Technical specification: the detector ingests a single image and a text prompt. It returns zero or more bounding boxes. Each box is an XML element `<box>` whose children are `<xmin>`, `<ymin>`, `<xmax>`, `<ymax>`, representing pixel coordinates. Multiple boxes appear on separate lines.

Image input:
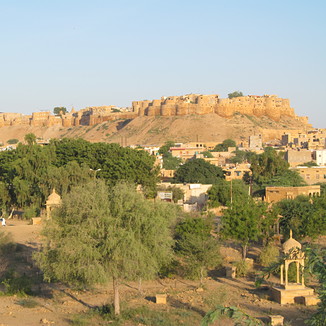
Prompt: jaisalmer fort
<box><xmin>0</xmin><ymin>93</ymin><xmax>309</xmax><ymax>128</ymax></box>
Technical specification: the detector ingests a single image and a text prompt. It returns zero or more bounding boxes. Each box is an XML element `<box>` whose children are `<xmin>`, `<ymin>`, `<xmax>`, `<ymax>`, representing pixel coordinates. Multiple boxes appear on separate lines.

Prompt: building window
<box><xmin>306</xmin><ymin>174</ymin><xmax>310</xmax><ymax>180</ymax></box>
<box><xmin>316</xmin><ymin>174</ymin><xmax>320</xmax><ymax>179</ymax></box>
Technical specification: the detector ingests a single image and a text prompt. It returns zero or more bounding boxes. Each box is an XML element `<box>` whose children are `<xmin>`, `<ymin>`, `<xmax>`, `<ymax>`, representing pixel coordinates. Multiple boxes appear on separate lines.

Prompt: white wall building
<box><xmin>315</xmin><ymin>150</ymin><xmax>326</xmax><ymax>166</ymax></box>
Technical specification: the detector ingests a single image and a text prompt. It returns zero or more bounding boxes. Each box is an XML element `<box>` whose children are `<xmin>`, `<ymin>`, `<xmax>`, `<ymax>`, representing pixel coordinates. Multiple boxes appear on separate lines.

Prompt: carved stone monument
<box><xmin>271</xmin><ymin>230</ymin><xmax>320</xmax><ymax>305</ymax></box>
<box><xmin>46</xmin><ymin>188</ymin><xmax>62</xmax><ymax>219</ymax></box>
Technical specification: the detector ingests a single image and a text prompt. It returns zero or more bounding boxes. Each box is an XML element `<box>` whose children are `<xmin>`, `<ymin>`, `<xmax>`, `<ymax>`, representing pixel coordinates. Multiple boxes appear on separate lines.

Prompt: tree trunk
<box><xmin>200</xmin><ymin>267</ymin><xmax>204</xmax><ymax>287</ymax></box>
<box><xmin>242</xmin><ymin>243</ymin><xmax>248</xmax><ymax>259</ymax></box>
<box><xmin>113</xmin><ymin>277</ymin><xmax>120</xmax><ymax>315</ymax></box>
<box><xmin>138</xmin><ymin>278</ymin><xmax>142</xmax><ymax>294</ymax></box>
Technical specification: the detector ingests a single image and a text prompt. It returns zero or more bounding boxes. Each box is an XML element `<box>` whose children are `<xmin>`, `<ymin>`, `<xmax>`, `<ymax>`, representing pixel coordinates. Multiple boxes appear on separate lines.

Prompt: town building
<box><xmin>314</xmin><ymin>150</ymin><xmax>326</xmax><ymax>166</ymax></box>
<box><xmin>291</xmin><ymin>166</ymin><xmax>326</xmax><ymax>185</ymax></box>
<box><xmin>265</xmin><ymin>185</ymin><xmax>320</xmax><ymax>203</ymax></box>
<box><xmin>285</xmin><ymin>149</ymin><xmax>313</xmax><ymax>167</ymax></box>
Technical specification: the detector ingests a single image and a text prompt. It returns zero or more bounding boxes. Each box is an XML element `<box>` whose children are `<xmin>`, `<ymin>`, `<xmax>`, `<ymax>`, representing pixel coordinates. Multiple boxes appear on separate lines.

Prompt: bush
<box><xmin>23</xmin><ymin>205</ymin><xmax>40</xmax><ymax>220</ymax></box>
<box><xmin>7</xmin><ymin>139</ymin><xmax>19</xmax><ymax>144</ymax></box>
<box><xmin>16</xmin><ymin>298</ymin><xmax>39</xmax><ymax>308</ymax></box>
<box><xmin>259</xmin><ymin>244</ymin><xmax>279</xmax><ymax>267</ymax></box>
<box><xmin>1</xmin><ymin>270</ymin><xmax>33</xmax><ymax>296</ymax></box>
<box><xmin>234</xmin><ymin>260</ymin><xmax>250</xmax><ymax>277</ymax></box>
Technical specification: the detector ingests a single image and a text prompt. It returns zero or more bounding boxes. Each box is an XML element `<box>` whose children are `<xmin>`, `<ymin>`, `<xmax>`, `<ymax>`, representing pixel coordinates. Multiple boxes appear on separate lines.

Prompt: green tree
<box><xmin>221</xmin><ymin>198</ymin><xmax>266</xmax><ymax>258</ymax></box>
<box><xmin>175</xmin><ymin>217</ymin><xmax>221</xmax><ymax>285</ymax></box>
<box><xmin>207</xmin><ymin>179</ymin><xmax>249</xmax><ymax>207</ymax></box>
<box><xmin>305</xmin><ymin>247</ymin><xmax>326</xmax><ymax>326</ymax></box>
<box><xmin>277</xmin><ymin>195</ymin><xmax>326</xmax><ymax>239</ymax></box>
<box><xmin>229</xmin><ymin>149</ymin><xmax>256</xmax><ymax>164</ymax></box>
<box><xmin>7</xmin><ymin>139</ymin><xmax>19</xmax><ymax>145</ymax></box>
<box><xmin>200</xmin><ymin>151</ymin><xmax>213</xmax><ymax>158</ymax></box>
<box><xmin>24</xmin><ymin>133</ymin><xmax>37</xmax><ymax>146</ymax></box>
<box><xmin>162</xmin><ymin>152</ymin><xmax>182</xmax><ymax>170</ymax></box>
<box><xmin>158</xmin><ymin>141</ymin><xmax>175</xmax><ymax>155</ymax></box>
<box><xmin>301</xmin><ymin>161</ymin><xmax>318</xmax><ymax>167</ymax></box>
<box><xmin>212</xmin><ymin>139</ymin><xmax>236</xmax><ymax>152</ymax></box>
<box><xmin>34</xmin><ymin>181</ymin><xmax>178</xmax><ymax>315</ymax></box>
<box><xmin>158</xmin><ymin>141</ymin><xmax>182</xmax><ymax>170</ymax></box>
<box><xmin>53</xmin><ymin>107</ymin><xmax>67</xmax><ymax>115</ymax></box>
<box><xmin>166</xmin><ymin>186</ymin><xmax>184</xmax><ymax>203</ymax></box>
<box><xmin>174</xmin><ymin>159</ymin><xmax>224</xmax><ymax>184</ymax></box>
<box><xmin>228</xmin><ymin>91</ymin><xmax>244</xmax><ymax>99</ymax></box>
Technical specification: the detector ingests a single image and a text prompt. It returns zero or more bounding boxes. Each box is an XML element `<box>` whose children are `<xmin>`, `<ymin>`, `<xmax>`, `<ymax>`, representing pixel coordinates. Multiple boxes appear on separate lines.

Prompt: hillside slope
<box><xmin>0</xmin><ymin>113</ymin><xmax>310</xmax><ymax>146</ymax></box>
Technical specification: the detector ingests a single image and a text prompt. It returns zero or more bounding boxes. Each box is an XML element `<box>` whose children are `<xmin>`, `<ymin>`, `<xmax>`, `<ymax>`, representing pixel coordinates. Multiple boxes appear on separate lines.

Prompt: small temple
<box><xmin>271</xmin><ymin>230</ymin><xmax>320</xmax><ymax>305</ymax></box>
<box><xmin>45</xmin><ymin>188</ymin><xmax>62</xmax><ymax>219</ymax></box>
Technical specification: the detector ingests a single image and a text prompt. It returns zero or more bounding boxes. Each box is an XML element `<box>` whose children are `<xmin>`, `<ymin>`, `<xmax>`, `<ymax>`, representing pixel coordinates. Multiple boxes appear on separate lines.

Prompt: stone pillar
<box><xmin>296</xmin><ymin>262</ymin><xmax>300</xmax><ymax>283</ymax></box>
<box><xmin>280</xmin><ymin>264</ymin><xmax>284</xmax><ymax>285</ymax></box>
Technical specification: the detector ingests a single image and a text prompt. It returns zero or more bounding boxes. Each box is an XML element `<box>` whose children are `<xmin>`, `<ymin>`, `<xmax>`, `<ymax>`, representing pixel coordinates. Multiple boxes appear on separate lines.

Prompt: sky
<box><xmin>0</xmin><ymin>0</ymin><xmax>325</xmax><ymax>127</ymax></box>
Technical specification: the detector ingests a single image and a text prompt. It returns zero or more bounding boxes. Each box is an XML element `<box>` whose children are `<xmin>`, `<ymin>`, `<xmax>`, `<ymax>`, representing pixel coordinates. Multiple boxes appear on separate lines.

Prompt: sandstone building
<box><xmin>265</xmin><ymin>185</ymin><xmax>320</xmax><ymax>203</ymax></box>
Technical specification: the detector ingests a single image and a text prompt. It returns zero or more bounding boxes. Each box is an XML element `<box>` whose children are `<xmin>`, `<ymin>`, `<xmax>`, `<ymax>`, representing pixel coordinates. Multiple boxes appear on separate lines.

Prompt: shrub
<box><xmin>23</xmin><ymin>205</ymin><xmax>40</xmax><ymax>220</ymax></box>
<box><xmin>2</xmin><ymin>270</ymin><xmax>33</xmax><ymax>296</ymax></box>
<box><xmin>7</xmin><ymin>139</ymin><xmax>19</xmax><ymax>144</ymax></box>
<box><xmin>259</xmin><ymin>243</ymin><xmax>279</xmax><ymax>267</ymax></box>
<box><xmin>234</xmin><ymin>259</ymin><xmax>250</xmax><ymax>277</ymax></box>
<box><xmin>16</xmin><ymin>298</ymin><xmax>39</xmax><ymax>308</ymax></box>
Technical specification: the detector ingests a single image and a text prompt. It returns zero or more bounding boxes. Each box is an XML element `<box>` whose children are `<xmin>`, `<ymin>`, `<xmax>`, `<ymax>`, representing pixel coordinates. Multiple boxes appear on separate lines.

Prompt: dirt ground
<box><xmin>0</xmin><ymin>220</ymin><xmax>320</xmax><ymax>326</ymax></box>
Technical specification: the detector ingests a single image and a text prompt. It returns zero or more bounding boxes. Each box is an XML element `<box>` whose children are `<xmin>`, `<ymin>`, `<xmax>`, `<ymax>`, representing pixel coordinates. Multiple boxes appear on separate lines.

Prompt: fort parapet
<box><xmin>0</xmin><ymin>93</ymin><xmax>308</xmax><ymax>128</ymax></box>
<box><xmin>132</xmin><ymin>94</ymin><xmax>298</xmax><ymax>122</ymax></box>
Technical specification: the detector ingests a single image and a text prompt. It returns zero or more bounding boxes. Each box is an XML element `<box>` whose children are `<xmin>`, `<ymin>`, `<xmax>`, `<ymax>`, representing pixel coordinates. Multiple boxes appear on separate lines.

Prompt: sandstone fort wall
<box><xmin>0</xmin><ymin>94</ymin><xmax>308</xmax><ymax>128</ymax></box>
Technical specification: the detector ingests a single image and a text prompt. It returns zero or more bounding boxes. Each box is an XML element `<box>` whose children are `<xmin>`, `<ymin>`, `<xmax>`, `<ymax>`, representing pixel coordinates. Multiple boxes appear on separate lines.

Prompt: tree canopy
<box><xmin>53</xmin><ymin>107</ymin><xmax>67</xmax><ymax>115</ymax></box>
<box><xmin>221</xmin><ymin>198</ymin><xmax>276</xmax><ymax>258</ymax></box>
<box><xmin>207</xmin><ymin>179</ymin><xmax>249</xmax><ymax>207</ymax></box>
<box><xmin>0</xmin><ymin>138</ymin><xmax>159</xmax><ymax>216</ymax></box>
<box><xmin>212</xmin><ymin>139</ymin><xmax>236</xmax><ymax>152</ymax></box>
<box><xmin>174</xmin><ymin>217</ymin><xmax>221</xmax><ymax>284</ymax></box>
<box><xmin>277</xmin><ymin>195</ymin><xmax>326</xmax><ymax>239</ymax></box>
<box><xmin>228</xmin><ymin>91</ymin><xmax>244</xmax><ymax>99</ymax></box>
<box><xmin>35</xmin><ymin>180</ymin><xmax>179</xmax><ymax>315</ymax></box>
<box><xmin>158</xmin><ymin>141</ymin><xmax>182</xmax><ymax>170</ymax></box>
<box><xmin>174</xmin><ymin>159</ymin><xmax>224</xmax><ymax>184</ymax></box>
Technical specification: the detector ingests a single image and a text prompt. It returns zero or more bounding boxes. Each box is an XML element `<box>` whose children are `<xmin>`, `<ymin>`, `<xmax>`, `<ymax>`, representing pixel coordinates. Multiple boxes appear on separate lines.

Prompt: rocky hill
<box><xmin>0</xmin><ymin>112</ymin><xmax>310</xmax><ymax>146</ymax></box>
<box><xmin>0</xmin><ymin>93</ymin><xmax>311</xmax><ymax>145</ymax></box>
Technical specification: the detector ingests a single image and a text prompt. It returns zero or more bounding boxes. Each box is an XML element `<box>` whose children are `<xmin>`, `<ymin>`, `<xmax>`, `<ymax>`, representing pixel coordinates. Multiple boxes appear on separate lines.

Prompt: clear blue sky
<box><xmin>1</xmin><ymin>0</ymin><xmax>325</xmax><ymax>127</ymax></box>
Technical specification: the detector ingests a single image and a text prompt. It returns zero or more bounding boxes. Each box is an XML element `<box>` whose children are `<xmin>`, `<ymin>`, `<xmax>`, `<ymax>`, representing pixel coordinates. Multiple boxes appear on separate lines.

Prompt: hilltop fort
<box><xmin>0</xmin><ymin>94</ymin><xmax>309</xmax><ymax>128</ymax></box>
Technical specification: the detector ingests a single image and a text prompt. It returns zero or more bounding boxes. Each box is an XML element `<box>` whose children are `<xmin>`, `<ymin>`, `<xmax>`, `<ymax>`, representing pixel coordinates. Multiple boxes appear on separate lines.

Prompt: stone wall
<box><xmin>0</xmin><ymin>93</ymin><xmax>308</xmax><ymax>128</ymax></box>
<box><xmin>132</xmin><ymin>94</ymin><xmax>300</xmax><ymax>122</ymax></box>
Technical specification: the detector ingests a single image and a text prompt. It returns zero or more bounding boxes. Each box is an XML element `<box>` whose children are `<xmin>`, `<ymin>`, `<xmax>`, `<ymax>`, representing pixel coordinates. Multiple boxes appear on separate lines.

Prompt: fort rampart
<box><xmin>0</xmin><ymin>94</ymin><xmax>309</xmax><ymax>128</ymax></box>
<box><xmin>132</xmin><ymin>94</ymin><xmax>302</xmax><ymax>122</ymax></box>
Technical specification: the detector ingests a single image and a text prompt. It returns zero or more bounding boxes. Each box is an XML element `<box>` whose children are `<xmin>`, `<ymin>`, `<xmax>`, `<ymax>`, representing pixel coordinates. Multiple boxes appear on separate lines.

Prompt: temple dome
<box><xmin>46</xmin><ymin>189</ymin><xmax>61</xmax><ymax>205</ymax></box>
<box><xmin>282</xmin><ymin>230</ymin><xmax>301</xmax><ymax>254</ymax></box>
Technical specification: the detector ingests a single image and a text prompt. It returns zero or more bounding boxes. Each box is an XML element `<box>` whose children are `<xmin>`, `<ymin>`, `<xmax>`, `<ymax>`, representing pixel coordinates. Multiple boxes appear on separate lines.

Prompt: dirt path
<box><xmin>0</xmin><ymin>220</ymin><xmax>318</xmax><ymax>326</ymax></box>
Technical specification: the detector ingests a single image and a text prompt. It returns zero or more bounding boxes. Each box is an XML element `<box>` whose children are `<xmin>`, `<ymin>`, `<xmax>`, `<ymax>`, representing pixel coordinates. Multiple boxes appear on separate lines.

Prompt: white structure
<box><xmin>314</xmin><ymin>150</ymin><xmax>326</xmax><ymax>166</ymax></box>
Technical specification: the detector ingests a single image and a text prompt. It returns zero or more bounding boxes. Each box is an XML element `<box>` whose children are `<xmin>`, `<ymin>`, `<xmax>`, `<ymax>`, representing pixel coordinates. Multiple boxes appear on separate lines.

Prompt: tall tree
<box><xmin>175</xmin><ymin>217</ymin><xmax>221</xmax><ymax>285</ymax></box>
<box><xmin>208</xmin><ymin>179</ymin><xmax>249</xmax><ymax>207</ymax></box>
<box><xmin>212</xmin><ymin>139</ymin><xmax>237</xmax><ymax>152</ymax></box>
<box><xmin>34</xmin><ymin>181</ymin><xmax>178</xmax><ymax>315</ymax></box>
<box><xmin>174</xmin><ymin>159</ymin><xmax>224</xmax><ymax>184</ymax></box>
<box><xmin>221</xmin><ymin>198</ymin><xmax>266</xmax><ymax>258</ymax></box>
<box><xmin>24</xmin><ymin>133</ymin><xmax>37</xmax><ymax>146</ymax></box>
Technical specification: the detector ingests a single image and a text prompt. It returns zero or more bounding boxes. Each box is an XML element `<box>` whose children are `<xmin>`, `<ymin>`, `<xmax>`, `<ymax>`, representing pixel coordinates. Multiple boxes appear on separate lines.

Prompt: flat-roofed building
<box><xmin>265</xmin><ymin>185</ymin><xmax>320</xmax><ymax>203</ymax></box>
<box><xmin>285</xmin><ymin>149</ymin><xmax>313</xmax><ymax>167</ymax></box>
<box><xmin>291</xmin><ymin>166</ymin><xmax>326</xmax><ymax>185</ymax></box>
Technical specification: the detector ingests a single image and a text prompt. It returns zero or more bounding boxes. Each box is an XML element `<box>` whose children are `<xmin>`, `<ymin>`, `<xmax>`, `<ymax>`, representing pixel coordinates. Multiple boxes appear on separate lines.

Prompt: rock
<box><xmin>40</xmin><ymin>318</ymin><xmax>54</xmax><ymax>324</ymax></box>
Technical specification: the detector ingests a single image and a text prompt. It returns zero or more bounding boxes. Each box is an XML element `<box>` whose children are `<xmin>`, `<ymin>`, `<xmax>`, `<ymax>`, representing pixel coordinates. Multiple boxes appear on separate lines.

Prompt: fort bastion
<box><xmin>0</xmin><ymin>94</ymin><xmax>308</xmax><ymax>128</ymax></box>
